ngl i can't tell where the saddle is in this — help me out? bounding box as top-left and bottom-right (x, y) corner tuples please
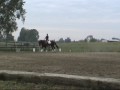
(46, 40), (51, 44)
(48, 40), (51, 44)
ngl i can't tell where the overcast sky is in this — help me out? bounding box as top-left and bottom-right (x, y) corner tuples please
(13, 0), (120, 41)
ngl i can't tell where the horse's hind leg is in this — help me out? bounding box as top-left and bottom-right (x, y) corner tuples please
(52, 46), (56, 52)
(40, 46), (44, 52)
(50, 45), (54, 52)
(40, 47), (44, 52)
(53, 46), (56, 51)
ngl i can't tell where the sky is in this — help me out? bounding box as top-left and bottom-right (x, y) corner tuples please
(13, 0), (120, 41)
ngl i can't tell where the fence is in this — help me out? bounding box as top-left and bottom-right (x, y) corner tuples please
(0, 41), (39, 52)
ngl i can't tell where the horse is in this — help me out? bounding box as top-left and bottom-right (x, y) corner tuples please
(38, 40), (59, 52)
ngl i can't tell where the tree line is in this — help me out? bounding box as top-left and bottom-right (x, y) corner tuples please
(0, 27), (39, 42)
(0, 28), (99, 42)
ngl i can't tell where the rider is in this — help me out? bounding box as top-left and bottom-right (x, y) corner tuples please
(45, 34), (49, 44)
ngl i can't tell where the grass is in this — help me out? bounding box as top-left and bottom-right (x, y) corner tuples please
(0, 80), (87, 90)
(0, 73), (118, 90)
(58, 42), (120, 52)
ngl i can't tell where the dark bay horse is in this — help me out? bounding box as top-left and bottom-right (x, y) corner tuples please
(38, 40), (59, 51)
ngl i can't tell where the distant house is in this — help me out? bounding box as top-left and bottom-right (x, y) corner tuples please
(108, 40), (120, 42)
(101, 38), (120, 43)
(108, 38), (120, 42)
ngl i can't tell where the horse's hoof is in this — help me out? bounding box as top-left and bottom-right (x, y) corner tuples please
(59, 48), (62, 52)
(41, 49), (43, 52)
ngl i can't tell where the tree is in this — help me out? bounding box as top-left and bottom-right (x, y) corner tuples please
(18, 28), (39, 42)
(0, 0), (26, 35)
(65, 37), (71, 43)
(26, 29), (39, 42)
(6, 33), (14, 41)
(58, 38), (64, 43)
(0, 31), (14, 41)
(0, 32), (3, 41)
(18, 27), (27, 41)
(85, 35), (98, 42)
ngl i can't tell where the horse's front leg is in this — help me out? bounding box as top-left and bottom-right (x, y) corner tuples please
(44, 46), (48, 52)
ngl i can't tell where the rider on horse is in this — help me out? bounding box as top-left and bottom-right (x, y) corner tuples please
(38, 34), (59, 51)
(45, 34), (50, 44)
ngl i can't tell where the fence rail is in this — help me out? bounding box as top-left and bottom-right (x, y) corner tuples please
(0, 41), (40, 52)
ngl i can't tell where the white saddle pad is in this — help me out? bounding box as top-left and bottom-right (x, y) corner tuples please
(48, 41), (51, 44)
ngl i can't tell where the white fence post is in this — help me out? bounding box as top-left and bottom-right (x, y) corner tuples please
(33, 48), (35, 52)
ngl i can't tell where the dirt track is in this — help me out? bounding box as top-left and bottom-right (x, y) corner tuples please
(0, 52), (120, 79)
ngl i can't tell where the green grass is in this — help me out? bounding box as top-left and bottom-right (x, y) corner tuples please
(58, 42), (120, 52)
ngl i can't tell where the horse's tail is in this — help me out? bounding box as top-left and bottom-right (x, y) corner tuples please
(38, 40), (41, 46)
(54, 42), (59, 49)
